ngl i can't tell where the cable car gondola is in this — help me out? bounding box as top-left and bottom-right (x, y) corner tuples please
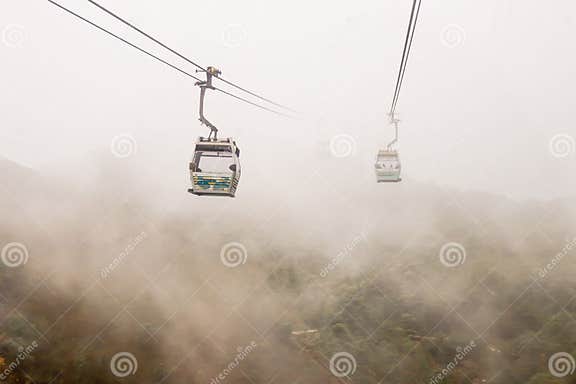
(188, 67), (242, 197)
(189, 137), (241, 197)
(375, 118), (402, 183)
(375, 150), (401, 183)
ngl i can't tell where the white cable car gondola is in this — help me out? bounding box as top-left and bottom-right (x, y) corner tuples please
(189, 137), (241, 197)
(188, 67), (242, 197)
(375, 150), (401, 183)
(375, 118), (402, 183)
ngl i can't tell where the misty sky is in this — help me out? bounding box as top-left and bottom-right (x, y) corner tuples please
(1, 0), (575, 200)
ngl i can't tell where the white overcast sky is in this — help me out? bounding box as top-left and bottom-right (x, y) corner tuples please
(1, 0), (575, 200)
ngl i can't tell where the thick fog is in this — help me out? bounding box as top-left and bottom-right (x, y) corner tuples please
(1, 1), (576, 383)
(1, 150), (576, 383)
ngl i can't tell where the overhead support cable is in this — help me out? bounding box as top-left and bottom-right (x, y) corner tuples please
(87, 0), (296, 113)
(389, 0), (422, 118)
(47, 0), (293, 119)
(214, 87), (296, 119)
(47, 0), (202, 82)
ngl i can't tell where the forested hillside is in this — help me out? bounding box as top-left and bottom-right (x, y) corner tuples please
(1, 158), (575, 383)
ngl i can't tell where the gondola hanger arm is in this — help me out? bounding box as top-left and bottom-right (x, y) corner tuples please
(196, 67), (222, 140)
